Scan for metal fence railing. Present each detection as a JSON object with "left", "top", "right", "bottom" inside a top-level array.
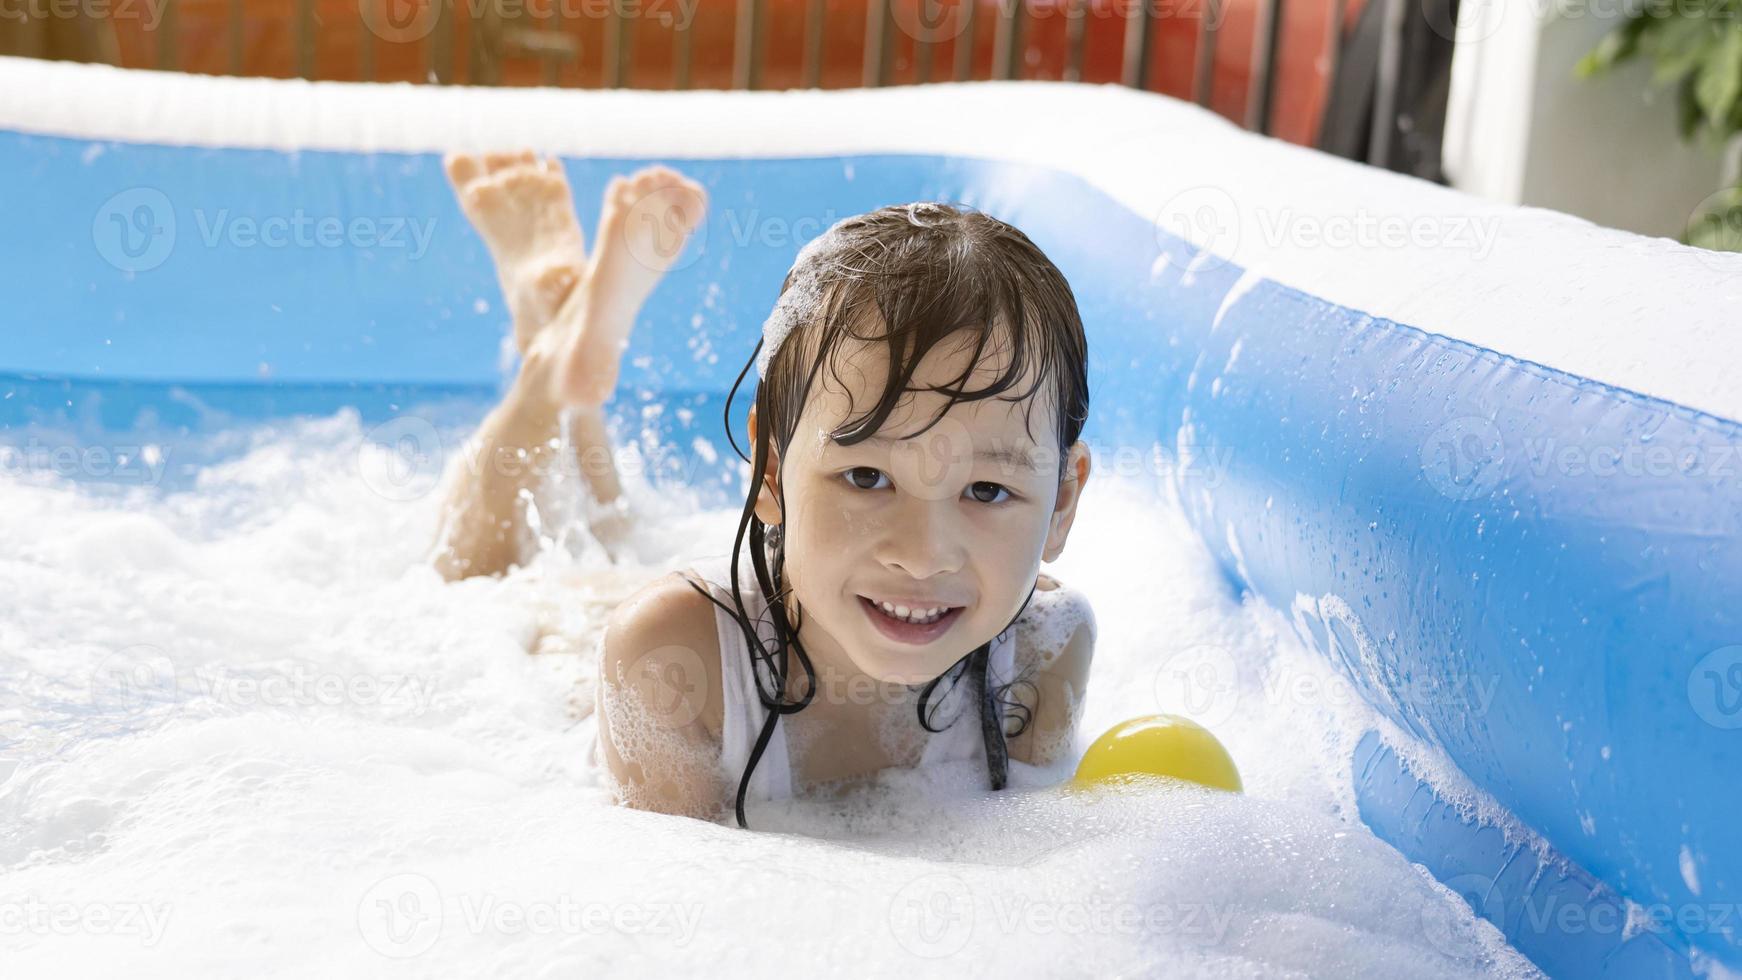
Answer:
[{"left": 1, "top": 0, "right": 1447, "bottom": 172}]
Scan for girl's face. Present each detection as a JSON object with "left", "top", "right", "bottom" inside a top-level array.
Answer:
[{"left": 752, "top": 332, "right": 1091, "bottom": 686}]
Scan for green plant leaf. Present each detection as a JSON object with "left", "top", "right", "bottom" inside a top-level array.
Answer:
[
  {"left": 1695, "top": 26, "right": 1742, "bottom": 128},
  {"left": 1578, "top": 22, "right": 1643, "bottom": 77},
  {"left": 1650, "top": 20, "right": 1720, "bottom": 86},
  {"left": 1578, "top": 2, "right": 1742, "bottom": 144}
]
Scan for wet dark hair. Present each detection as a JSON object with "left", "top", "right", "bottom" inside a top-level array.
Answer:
[{"left": 686, "top": 202, "right": 1091, "bottom": 829}]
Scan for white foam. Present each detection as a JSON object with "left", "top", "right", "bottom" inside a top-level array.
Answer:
[{"left": 0, "top": 414, "right": 1538, "bottom": 976}]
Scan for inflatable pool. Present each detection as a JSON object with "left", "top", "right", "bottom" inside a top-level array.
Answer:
[{"left": 2, "top": 55, "right": 1738, "bottom": 977}]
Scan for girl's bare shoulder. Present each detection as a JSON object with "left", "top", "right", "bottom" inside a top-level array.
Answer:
[
  {"left": 598, "top": 568, "right": 730, "bottom": 742},
  {"left": 1017, "top": 573, "right": 1098, "bottom": 680},
  {"left": 1004, "top": 574, "right": 1097, "bottom": 766}
]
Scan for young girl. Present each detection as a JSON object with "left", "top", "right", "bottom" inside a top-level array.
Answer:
[{"left": 434, "top": 152, "right": 1098, "bottom": 828}]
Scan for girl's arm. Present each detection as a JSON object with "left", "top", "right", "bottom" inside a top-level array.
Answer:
[
  {"left": 1005, "top": 578, "right": 1097, "bottom": 768},
  {"left": 595, "top": 573, "right": 730, "bottom": 820}
]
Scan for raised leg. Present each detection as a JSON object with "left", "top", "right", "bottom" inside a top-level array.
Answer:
[{"left": 430, "top": 155, "right": 706, "bottom": 580}]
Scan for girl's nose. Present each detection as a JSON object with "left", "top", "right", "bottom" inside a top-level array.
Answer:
[{"left": 878, "top": 498, "right": 966, "bottom": 580}]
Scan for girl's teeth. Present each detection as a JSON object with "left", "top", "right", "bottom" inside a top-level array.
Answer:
[{"left": 877, "top": 600, "right": 945, "bottom": 625}]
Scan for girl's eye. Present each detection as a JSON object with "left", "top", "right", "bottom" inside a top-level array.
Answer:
[
  {"left": 968, "top": 481, "right": 1012, "bottom": 505},
  {"left": 843, "top": 466, "right": 889, "bottom": 491},
  {"left": 841, "top": 469, "right": 1012, "bottom": 504}
]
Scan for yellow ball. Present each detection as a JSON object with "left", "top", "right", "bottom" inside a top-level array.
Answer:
[{"left": 1072, "top": 714, "right": 1243, "bottom": 793}]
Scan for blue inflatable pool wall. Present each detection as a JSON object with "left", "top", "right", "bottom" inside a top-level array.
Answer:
[{"left": 3, "top": 58, "right": 1738, "bottom": 979}]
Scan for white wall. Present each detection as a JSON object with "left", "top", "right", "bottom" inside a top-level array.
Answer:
[{"left": 1444, "top": 0, "right": 1729, "bottom": 241}]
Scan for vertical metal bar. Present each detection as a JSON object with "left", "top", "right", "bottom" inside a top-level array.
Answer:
[
  {"left": 468, "top": 3, "right": 491, "bottom": 85},
  {"left": 604, "top": 0, "right": 625, "bottom": 86},
  {"left": 674, "top": 11, "right": 693, "bottom": 89},
  {"left": 734, "top": 0, "right": 763, "bottom": 89},
  {"left": 953, "top": 0, "right": 976, "bottom": 80},
  {"left": 156, "top": 0, "right": 177, "bottom": 70},
  {"left": 1119, "top": 0, "right": 1152, "bottom": 89},
  {"left": 620, "top": 0, "right": 638, "bottom": 86},
  {"left": 862, "top": 0, "right": 888, "bottom": 87},
  {"left": 802, "top": 0, "right": 825, "bottom": 86},
  {"left": 882, "top": 0, "right": 896, "bottom": 82},
  {"left": 539, "top": 3, "right": 559, "bottom": 86},
  {"left": 1247, "top": 0, "right": 1283, "bottom": 132},
  {"left": 228, "top": 0, "right": 244, "bottom": 74},
  {"left": 1193, "top": 0, "right": 1218, "bottom": 107},
  {"left": 1367, "top": 0, "right": 1403, "bottom": 164},
  {"left": 359, "top": 0, "right": 376, "bottom": 81},
  {"left": 430, "top": 0, "right": 453, "bottom": 83},
  {"left": 991, "top": 0, "right": 1021, "bottom": 80},
  {"left": 917, "top": 29, "right": 935, "bottom": 83},
  {"left": 296, "top": 0, "right": 315, "bottom": 78},
  {"left": 1065, "top": 0, "right": 1086, "bottom": 83}
]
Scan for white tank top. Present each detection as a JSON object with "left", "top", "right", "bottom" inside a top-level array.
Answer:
[{"left": 683, "top": 550, "right": 1021, "bottom": 804}]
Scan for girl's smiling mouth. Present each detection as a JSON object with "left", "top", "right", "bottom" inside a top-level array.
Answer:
[{"left": 857, "top": 594, "right": 967, "bottom": 644}]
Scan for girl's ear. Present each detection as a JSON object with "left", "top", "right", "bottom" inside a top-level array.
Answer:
[
  {"left": 747, "top": 404, "right": 784, "bottom": 527},
  {"left": 1042, "top": 441, "right": 1092, "bottom": 563}
]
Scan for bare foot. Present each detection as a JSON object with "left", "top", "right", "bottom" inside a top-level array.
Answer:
[
  {"left": 446, "top": 150, "right": 588, "bottom": 354},
  {"left": 548, "top": 166, "right": 708, "bottom": 409}
]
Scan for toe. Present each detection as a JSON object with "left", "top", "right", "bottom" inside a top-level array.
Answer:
[
  {"left": 445, "top": 153, "right": 482, "bottom": 189},
  {"left": 604, "top": 175, "right": 631, "bottom": 208},
  {"left": 485, "top": 150, "right": 536, "bottom": 173}
]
